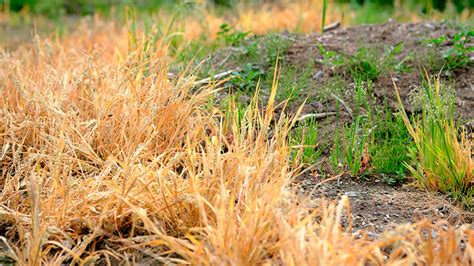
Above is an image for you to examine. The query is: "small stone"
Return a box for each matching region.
[366,231,377,238]
[312,71,324,80]
[344,191,359,197]
[425,23,435,29]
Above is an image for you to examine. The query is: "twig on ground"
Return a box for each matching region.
[312,171,346,190]
[297,112,337,122]
[194,68,240,85]
[332,93,353,118]
[323,22,341,33]
[215,53,232,68]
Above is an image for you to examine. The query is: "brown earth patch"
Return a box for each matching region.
[296,173,473,235]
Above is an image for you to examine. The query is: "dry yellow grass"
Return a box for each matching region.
[234,0,342,34]
[0,19,473,265]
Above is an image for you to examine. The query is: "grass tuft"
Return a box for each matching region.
[395,75,473,207]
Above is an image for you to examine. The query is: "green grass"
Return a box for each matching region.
[349,2,395,25]
[318,43,412,82]
[322,0,329,33]
[369,109,414,185]
[330,80,415,182]
[395,75,473,207]
[346,1,472,25]
[275,63,313,104]
[332,81,372,176]
[290,118,321,166]
[2,0,202,17]
[209,33,292,95]
[348,47,382,81]
[349,43,413,80]
[341,116,370,176]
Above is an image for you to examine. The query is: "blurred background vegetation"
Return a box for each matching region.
[1,0,472,17]
[0,0,472,52]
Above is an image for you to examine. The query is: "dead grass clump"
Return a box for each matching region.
[0,22,473,264]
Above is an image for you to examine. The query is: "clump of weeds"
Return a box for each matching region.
[332,80,372,176]
[319,42,413,81]
[425,29,474,71]
[395,74,473,207]
[369,109,414,186]
[289,117,321,166]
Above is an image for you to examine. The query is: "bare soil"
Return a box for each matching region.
[297,173,473,235]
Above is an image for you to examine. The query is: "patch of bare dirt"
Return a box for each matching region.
[297,173,473,235]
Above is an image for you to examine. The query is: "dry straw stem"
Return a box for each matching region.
[0,21,473,265]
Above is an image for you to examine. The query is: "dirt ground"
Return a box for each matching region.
[296,172,473,235]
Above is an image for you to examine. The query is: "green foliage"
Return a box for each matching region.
[349,1,394,24]
[333,81,414,181]
[3,0,171,16]
[318,43,411,81]
[335,81,372,176]
[382,170,406,186]
[341,115,370,176]
[343,0,472,25]
[396,76,473,207]
[349,43,411,81]
[349,47,382,81]
[228,63,265,93]
[276,63,313,103]
[290,118,321,166]
[217,23,250,46]
[385,42,414,73]
[318,45,345,67]
[370,111,414,185]
[426,30,474,70]
[213,0,236,7]
[219,34,292,95]
[263,34,293,66]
